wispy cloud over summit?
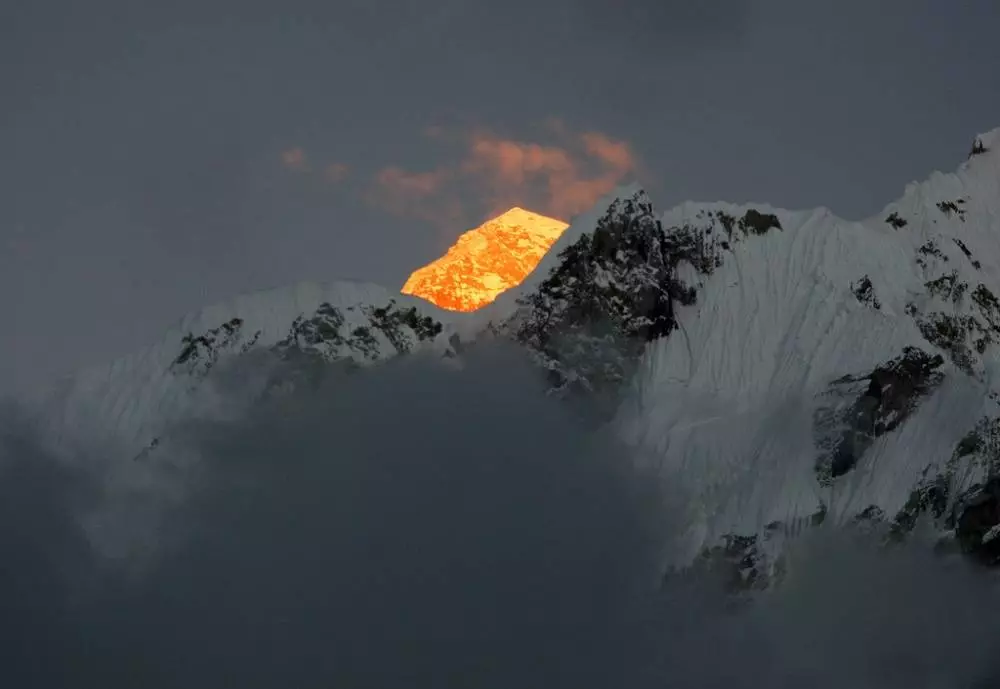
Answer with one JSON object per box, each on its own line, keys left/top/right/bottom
{"left": 369, "top": 120, "right": 640, "bottom": 228}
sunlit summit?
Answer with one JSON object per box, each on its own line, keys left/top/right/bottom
{"left": 401, "top": 207, "right": 569, "bottom": 311}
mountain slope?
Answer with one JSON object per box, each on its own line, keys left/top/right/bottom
{"left": 401, "top": 207, "right": 569, "bottom": 311}
{"left": 458, "top": 128, "right": 1000, "bottom": 580}
{"left": 610, "top": 129, "right": 1000, "bottom": 576}
{"left": 23, "top": 281, "right": 454, "bottom": 461}
{"left": 15, "top": 127, "right": 1000, "bottom": 580}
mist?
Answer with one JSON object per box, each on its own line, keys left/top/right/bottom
{"left": 1, "top": 342, "right": 999, "bottom": 688}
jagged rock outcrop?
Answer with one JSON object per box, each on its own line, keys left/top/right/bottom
{"left": 970, "top": 136, "right": 988, "bottom": 157}
{"left": 26, "top": 126, "right": 1000, "bottom": 590}
{"left": 813, "top": 347, "right": 946, "bottom": 484}
{"left": 906, "top": 230, "right": 1000, "bottom": 376}
{"left": 659, "top": 206, "right": 782, "bottom": 276}
{"left": 850, "top": 275, "right": 881, "bottom": 309}
{"left": 670, "top": 508, "right": 826, "bottom": 596}
{"left": 129, "top": 293, "right": 447, "bottom": 461}
{"left": 171, "top": 299, "right": 442, "bottom": 382}
{"left": 273, "top": 299, "right": 442, "bottom": 364}
{"left": 171, "top": 318, "right": 262, "bottom": 378}
{"left": 511, "top": 192, "right": 687, "bottom": 397}
{"left": 508, "top": 192, "right": 785, "bottom": 399}
{"left": 873, "top": 415, "right": 1000, "bottom": 563}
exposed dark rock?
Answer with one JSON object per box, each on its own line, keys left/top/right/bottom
{"left": 678, "top": 508, "right": 827, "bottom": 596}
{"left": 851, "top": 275, "right": 881, "bottom": 309}
{"left": 884, "top": 417, "right": 1000, "bottom": 564}
{"left": 885, "top": 211, "right": 908, "bottom": 229}
{"left": 915, "top": 240, "right": 948, "bottom": 269}
{"left": 816, "top": 413, "right": 1000, "bottom": 567}
{"left": 909, "top": 283, "right": 1000, "bottom": 374}
{"left": 687, "top": 533, "right": 769, "bottom": 594}
{"left": 277, "top": 303, "right": 357, "bottom": 361}
{"left": 276, "top": 300, "right": 442, "bottom": 364}
{"left": 891, "top": 469, "right": 951, "bottom": 537}
{"left": 171, "top": 318, "right": 262, "bottom": 377}
{"left": 662, "top": 221, "right": 726, "bottom": 275}
{"left": 715, "top": 210, "right": 736, "bottom": 236}
{"left": 363, "top": 299, "right": 443, "bottom": 354}
{"left": 954, "top": 478, "right": 1000, "bottom": 565}
{"left": 852, "top": 505, "right": 888, "bottom": 535}
{"left": 971, "top": 284, "right": 1000, "bottom": 331}
{"left": 892, "top": 475, "right": 1000, "bottom": 566}
{"left": 924, "top": 270, "right": 967, "bottom": 304}
{"left": 814, "top": 347, "right": 945, "bottom": 483}
{"left": 513, "top": 191, "right": 690, "bottom": 398}
{"left": 969, "top": 137, "right": 988, "bottom": 157}
{"left": 907, "top": 246, "right": 1000, "bottom": 373}
{"left": 511, "top": 197, "right": 789, "bottom": 402}
{"left": 952, "top": 237, "right": 980, "bottom": 269}
{"left": 737, "top": 209, "right": 782, "bottom": 235}
{"left": 913, "top": 313, "right": 977, "bottom": 372}
{"left": 936, "top": 199, "right": 967, "bottom": 221}
{"left": 688, "top": 208, "right": 780, "bottom": 246}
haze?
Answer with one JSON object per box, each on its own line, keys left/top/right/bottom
{"left": 3, "top": 343, "right": 1000, "bottom": 687}
{"left": 3, "top": 0, "right": 1000, "bottom": 391}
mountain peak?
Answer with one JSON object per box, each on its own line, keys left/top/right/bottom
{"left": 21, "top": 125, "right": 1000, "bottom": 581}
{"left": 401, "top": 207, "right": 569, "bottom": 312}
{"left": 488, "top": 206, "right": 567, "bottom": 233}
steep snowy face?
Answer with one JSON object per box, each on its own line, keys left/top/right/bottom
{"left": 612, "top": 128, "right": 1000, "bottom": 583}
{"left": 439, "top": 128, "right": 1000, "bottom": 585}
{"left": 16, "top": 125, "right": 1000, "bottom": 585}
{"left": 25, "top": 281, "right": 453, "bottom": 462}
{"left": 401, "top": 207, "right": 568, "bottom": 311}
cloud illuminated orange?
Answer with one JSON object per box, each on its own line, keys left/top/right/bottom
{"left": 582, "top": 131, "right": 634, "bottom": 173}
{"left": 369, "top": 165, "right": 464, "bottom": 229}
{"left": 281, "top": 147, "right": 308, "bottom": 171}
{"left": 370, "top": 122, "right": 639, "bottom": 228}
{"left": 376, "top": 166, "right": 447, "bottom": 196}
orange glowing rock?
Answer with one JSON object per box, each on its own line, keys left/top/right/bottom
{"left": 401, "top": 207, "right": 569, "bottom": 311}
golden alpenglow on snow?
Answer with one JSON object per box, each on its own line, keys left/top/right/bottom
{"left": 401, "top": 207, "right": 569, "bottom": 311}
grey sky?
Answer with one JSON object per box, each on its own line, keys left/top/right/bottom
{"left": 3, "top": 0, "right": 999, "bottom": 392}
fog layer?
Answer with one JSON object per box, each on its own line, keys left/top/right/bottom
{"left": 1, "top": 343, "right": 998, "bottom": 687}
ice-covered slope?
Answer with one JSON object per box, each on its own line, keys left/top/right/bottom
{"left": 401, "top": 207, "right": 569, "bottom": 311}
{"left": 613, "top": 129, "right": 1000, "bottom": 575}
{"left": 23, "top": 281, "right": 456, "bottom": 462}
{"left": 446, "top": 185, "right": 648, "bottom": 341}
{"left": 17, "top": 194, "right": 628, "bottom": 464}
{"left": 447, "top": 127, "right": 1000, "bottom": 579}
{"left": 16, "top": 126, "right": 1000, "bottom": 580}
{"left": 16, "top": 183, "right": 653, "bottom": 466}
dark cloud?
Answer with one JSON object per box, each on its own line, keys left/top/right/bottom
{"left": 2, "top": 345, "right": 1000, "bottom": 686}
{"left": 570, "top": 0, "right": 751, "bottom": 51}
{"left": 0, "top": 345, "right": 669, "bottom": 687}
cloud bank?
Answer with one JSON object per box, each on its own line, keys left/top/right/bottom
{"left": 280, "top": 121, "right": 639, "bottom": 231}
{"left": 2, "top": 343, "right": 1000, "bottom": 687}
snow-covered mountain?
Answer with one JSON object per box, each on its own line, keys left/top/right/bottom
{"left": 16, "top": 127, "right": 1000, "bottom": 584}
{"left": 22, "top": 282, "right": 455, "bottom": 463}
{"left": 401, "top": 206, "right": 568, "bottom": 311}
{"left": 613, "top": 129, "right": 1000, "bottom": 584}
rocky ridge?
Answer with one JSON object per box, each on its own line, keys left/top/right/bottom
{"left": 19, "top": 127, "right": 1000, "bottom": 588}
